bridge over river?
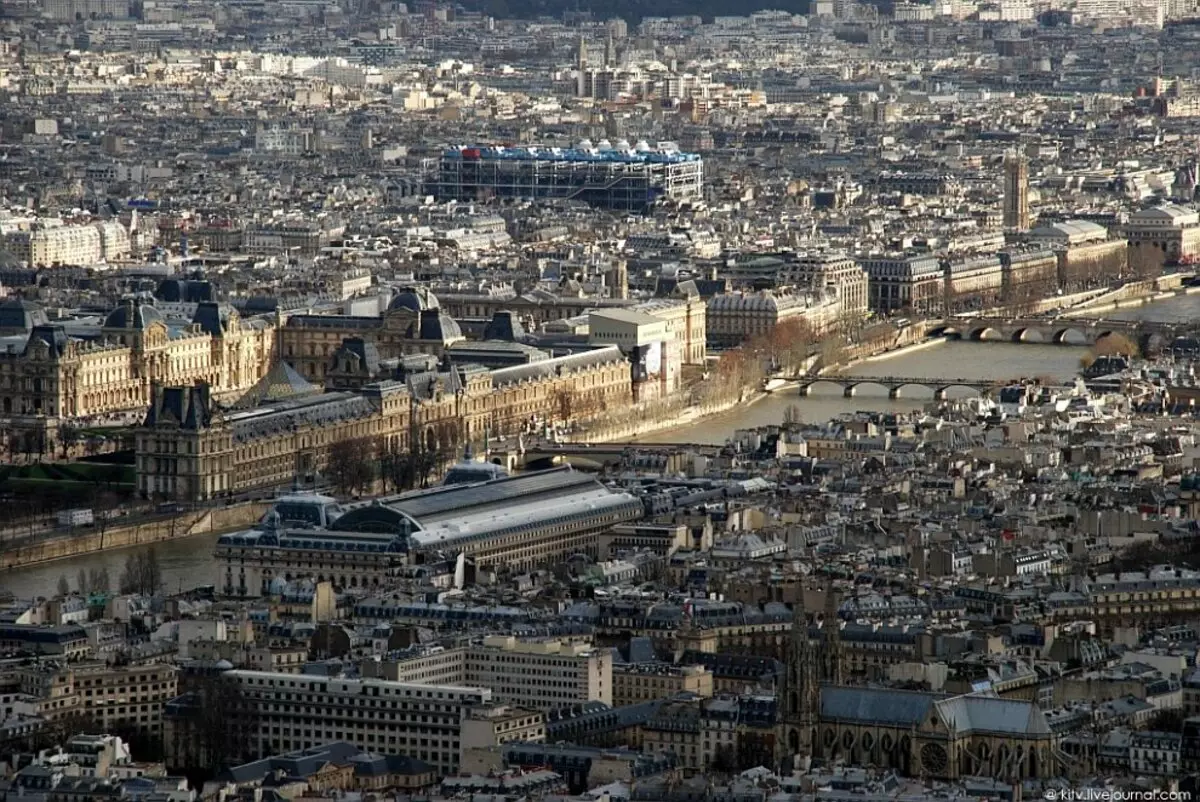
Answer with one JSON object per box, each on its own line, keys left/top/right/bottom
{"left": 929, "top": 315, "right": 1185, "bottom": 349}
{"left": 794, "top": 375, "right": 998, "bottom": 399}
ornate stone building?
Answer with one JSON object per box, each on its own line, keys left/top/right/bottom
{"left": 137, "top": 343, "right": 632, "bottom": 501}
{"left": 0, "top": 296, "right": 275, "bottom": 441}
{"left": 277, "top": 288, "right": 707, "bottom": 388}
{"left": 776, "top": 583, "right": 1059, "bottom": 782}
{"left": 278, "top": 289, "right": 465, "bottom": 384}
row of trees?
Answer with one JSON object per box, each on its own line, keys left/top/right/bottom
{"left": 55, "top": 549, "right": 162, "bottom": 597}
{"left": 698, "top": 315, "right": 860, "bottom": 405}
{"left": 56, "top": 567, "right": 113, "bottom": 597}
{"left": 119, "top": 547, "right": 163, "bottom": 595}
{"left": 324, "top": 421, "right": 464, "bottom": 497}
{"left": 0, "top": 423, "right": 132, "bottom": 463}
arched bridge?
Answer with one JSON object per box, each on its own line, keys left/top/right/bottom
{"left": 928, "top": 316, "right": 1182, "bottom": 351}
{"left": 794, "top": 376, "right": 998, "bottom": 399}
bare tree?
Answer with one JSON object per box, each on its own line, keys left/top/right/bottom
{"left": 56, "top": 574, "right": 70, "bottom": 597}
{"left": 783, "top": 404, "right": 804, "bottom": 429}
{"left": 552, "top": 387, "right": 574, "bottom": 424}
{"left": 57, "top": 423, "right": 81, "bottom": 460}
{"left": 1129, "top": 245, "right": 1166, "bottom": 280}
{"left": 119, "top": 547, "right": 162, "bottom": 596}
{"left": 90, "top": 567, "right": 110, "bottom": 593}
{"left": 77, "top": 568, "right": 89, "bottom": 594}
{"left": 326, "top": 437, "right": 376, "bottom": 496}
{"left": 167, "top": 673, "right": 258, "bottom": 777}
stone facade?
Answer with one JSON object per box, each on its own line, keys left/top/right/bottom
{"left": 0, "top": 297, "right": 275, "bottom": 439}
{"left": 137, "top": 344, "right": 633, "bottom": 502}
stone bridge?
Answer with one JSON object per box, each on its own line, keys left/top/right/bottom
{"left": 928, "top": 316, "right": 1182, "bottom": 350}
{"left": 794, "top": 376, "right": 997, "bottom": 399}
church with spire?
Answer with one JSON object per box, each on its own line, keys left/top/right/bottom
{"left": 776, "top": 579, "right": 1060, "bottom": 781}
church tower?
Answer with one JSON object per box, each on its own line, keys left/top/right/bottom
{"left": 777, "top": 587, "right": 819, "bottom": 774}
{"left": 820, "top": 579, "right": 845, "bottom": 685}
{"left": 576, "top": 36, "right": 588, "bottom": 97}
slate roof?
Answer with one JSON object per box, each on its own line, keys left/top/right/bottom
{"left": 219, "top": 741, "right": 431, "bottom": 785}
{"left": 820, "top": 686, "right": 943, "bottom": 727}
{"left": 933, "top": 694, "right": 1052, "bottom": 736}
{"left": 104, "top": 298, "right": 164, "bottom": 330}
{"left": 482, "top": 310, "right": 527, "bottom": 342}
{"left": 0, "top": 297, "right": 48, "bottom": 332}
{"left": 491, "top": 345, "right": 624, "bottom": 387}
{"left": 820, "top": 686, "right": 1050, "bottom": 736}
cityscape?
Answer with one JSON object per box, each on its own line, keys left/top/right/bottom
{"left": 7, "top": 0, "right": 1200, "bottom": 801}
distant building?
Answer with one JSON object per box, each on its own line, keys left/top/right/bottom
{"left": 784, "top": 252, "right": 871, "bottom": 320}
{"left": 858, "top": 253, "right": 944, "bottom": 316}
{"left": 1123, "top": 204, "right": 1200, "bottom": 265}
{"left": 222, "top": 670, "right": 491, "bottom": 777}
{"left": 0, "top": 296, "right": 274, "bottom": 446}
{"left": 2, "top": 221, "right": 130, "bottom": 268}
{"left": 1003, "top": 154, "right": 1031, "bottom": 231}
{"left": 434, "top": 144, "right": 703, "bottom": 213}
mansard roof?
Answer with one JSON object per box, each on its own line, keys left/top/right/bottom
{"left": 0, "top": 297, "right": 48, "bottom": 332}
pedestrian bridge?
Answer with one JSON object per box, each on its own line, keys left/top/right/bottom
{"left": 928, "top": 316, "right": 1179, "bottom": 348}
{"left": 794, "top": 376, "right": 997, "bottom": 399}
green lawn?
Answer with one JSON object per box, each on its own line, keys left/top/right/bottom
{"left": 0, "top": 462, "right": 135, "bottom": 486}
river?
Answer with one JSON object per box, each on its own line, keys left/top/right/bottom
{"left": 0, "top": 305, "right": 1158, "bottom": 601}
{"left": 0, "top": 532, "right": 225, "bottom": 601}
{"left": 1100, "top": 292, "right": 1200, "bottom": 323}
{"left": 638, "top": 340, "right": 1089, "bottom": 445}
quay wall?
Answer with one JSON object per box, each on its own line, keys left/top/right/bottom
{"left": 1, "top": 502, "right": 270, "bottom": 571}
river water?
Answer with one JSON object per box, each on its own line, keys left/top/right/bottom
{"left": 1101, "top": 292, "right": 1200, "bottom": 323}
{"left": 0, "top": 300, "right": 1165, "bottom": 601}
{"left": 638, "top": 340, "right": 1088, "bottom": 445}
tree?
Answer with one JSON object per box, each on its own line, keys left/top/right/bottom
{"left": 119, "top": 547, "right": 162, "bottom": 596}
{"left": 36, "top": 710, "right": 97, "bottom": 750}
{"left": 57, "top": 574, "right": 70, "bottom": 596}
{"left": 782, "top": 404, "right": 803, "bottom": 428}
{"left": 326, "top": 437, "right": 376, "bottom": 496}
{"left": 552, "top": 387, "right": 574, "bottom": 424}
{"left": 57, "top": 423, "right": 81, "bottom": 459}
{"left": 1081, "top": 332, "right": 1139, "bottom": 368}
{"left": 1128, "top": 244, "right": 1166, "bottom": 280}
{"left": 89, "top": 567, "right": 110, "bottom": 593}
{"left": 167, "top": 674, "right": 258, "bottom": 781}
{"left": 77, "top": 568, "right": 89, "bottom": 594}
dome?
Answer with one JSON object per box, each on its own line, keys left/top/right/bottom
{"left": 388, "top": 286, "right": 440, "bottom": 313}
{"left": 104, "top": 298, "right": 164, "bottom": 330}
{"left": 0, "top": 298, "right": 48, "bottom": 332}
{"left": 410, "top": 309, "right": 462, "bottom": 343}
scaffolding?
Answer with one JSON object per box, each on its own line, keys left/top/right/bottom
{"left": 433, "top": 144, "right": 704, "bottom": 213}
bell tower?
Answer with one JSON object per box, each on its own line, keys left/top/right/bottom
{"left": 820, "top": 579, "right": 845, "bottom": 685}
{"left": 777, "top": 586, "right": 819, "bottom": 775}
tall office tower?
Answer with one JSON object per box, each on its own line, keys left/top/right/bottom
{"left": 1003, "top": 153, "right": 1030, "bottom": 230}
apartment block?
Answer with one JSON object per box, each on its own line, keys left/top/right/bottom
{"left": 363, "top": 637, "right": 612, "bottom": 711}
{"left": 466, "top": 636, "right": 612, "bottom": 710}
{"left": 460, "top": 703, "right": 547, "bottom": 757}
{"left": 227, "top": 670, "right": 491, "bottom": 777}
{"left": 612, "top": 664, "right": 714, "bottom": 707}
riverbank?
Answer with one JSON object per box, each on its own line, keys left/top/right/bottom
{"left": 1063, "top": 272, "right": 1196, "bottom": 317}
{"left": 589, "top": 325, "right": 937, "bottom": 444}
{"left": 1, "top": 501, "right": 268, "bottom": 572}
{"left": 572, "top": 388, "right": 772, "bottom": 443}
